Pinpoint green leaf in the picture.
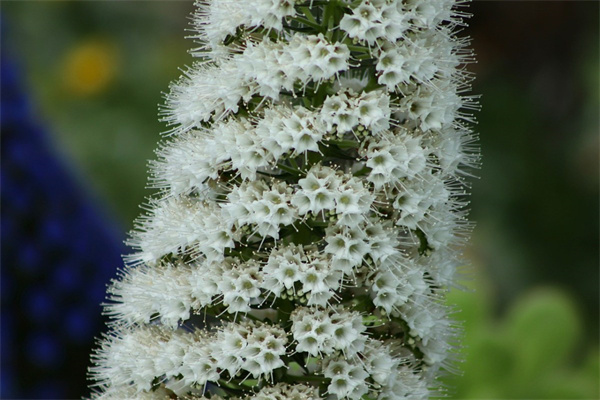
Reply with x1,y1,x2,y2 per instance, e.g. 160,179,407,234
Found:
504,288,582,381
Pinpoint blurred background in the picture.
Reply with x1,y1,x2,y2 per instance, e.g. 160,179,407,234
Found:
1,1,598,399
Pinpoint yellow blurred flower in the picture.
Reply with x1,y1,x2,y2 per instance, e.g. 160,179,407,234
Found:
62,39,118,96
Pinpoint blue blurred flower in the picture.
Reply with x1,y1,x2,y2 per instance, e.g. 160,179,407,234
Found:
1,49,126,398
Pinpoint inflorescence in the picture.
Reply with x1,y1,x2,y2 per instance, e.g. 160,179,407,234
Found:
89,1,479,399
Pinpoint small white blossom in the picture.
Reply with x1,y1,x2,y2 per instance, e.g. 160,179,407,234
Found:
105,262,194,329
391,173,450,230
378,366,431,400
369,255,429,316
177,331,220,388
340,0,410,45
395,81,462,132
262,243,306,295
320,89,391,134
292,165,341,216
164,60,256,132
211,321,289,380
404,0,456,30
220,118,271,180
126,197,237,265
90,326,181,392
291,306,366,357
322,356,370,400
218,259,264,314
321,91,359,133
256,105,326,157
354,89,392,133
194,0,298,49
222,179,296,240
238,34,350,99
362,340,398,386
424,125,480,178
250,383,319,400
324,224,369,274
363,131,429,190
89,385,173,400
291,164,374,226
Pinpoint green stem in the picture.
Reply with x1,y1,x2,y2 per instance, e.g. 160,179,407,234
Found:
346,44,371,54
324,139,360,149
322,0,343,41
277,162,304,176
290,16,323,32
299,6,318,25
289,157,300,171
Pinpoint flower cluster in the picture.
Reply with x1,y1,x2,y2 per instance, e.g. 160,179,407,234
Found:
290,306,367,356
321,89,391,134
90,0,478,399
194,0,298,48
91,321,288,396
164,33,350,129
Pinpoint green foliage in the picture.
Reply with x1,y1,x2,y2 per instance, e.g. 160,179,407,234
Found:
446,277,599,399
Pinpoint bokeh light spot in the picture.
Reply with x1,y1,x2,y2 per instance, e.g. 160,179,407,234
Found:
62,39,118,96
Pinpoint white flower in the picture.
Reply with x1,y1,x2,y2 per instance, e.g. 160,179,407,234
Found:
390,173,450,230
256,105,326,158
151,131,223,197
177,331,220,388
291,306,366,357
219,259,264,314
223,118,271,180
90,0,478,398
301,255,343,295
354,89,392,133
282,107,325,154
292,165,341,216
324,223,370,274
322,356,369,400
89,385,174,400
222,179,296,240
194,0,297,49
291,164,374,227
339,2,379,43
238,34,350,99
339,0,411,45
251,383,319,400
236,322,288,379
369,255,429,315
319,89,391,136
262,243,306,294
394,80,462,132
334,178,372,227
126,196,237,265
418,249,459,287
424,125,480,178
321,91,359,133
90,326,181,392
105,262,194,329
364,131,429,189
163,60,256,132
378,366,431,400
404,0,455,30
362,340,398,386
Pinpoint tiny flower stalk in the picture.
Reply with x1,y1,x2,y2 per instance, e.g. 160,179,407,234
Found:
89,0,479,399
